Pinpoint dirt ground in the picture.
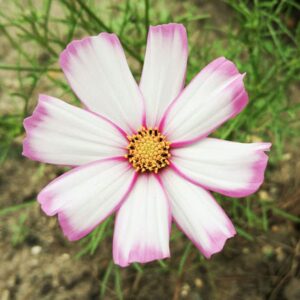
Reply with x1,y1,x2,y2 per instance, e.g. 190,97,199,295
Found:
1,1,300,300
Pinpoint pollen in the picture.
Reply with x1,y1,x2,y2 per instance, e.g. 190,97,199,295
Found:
125,127,171,173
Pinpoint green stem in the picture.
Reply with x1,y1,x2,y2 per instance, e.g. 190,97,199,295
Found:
75,0,143,64
144,0,150,39
0,65,60,72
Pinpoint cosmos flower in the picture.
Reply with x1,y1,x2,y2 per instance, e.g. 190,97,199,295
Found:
23,23,271,267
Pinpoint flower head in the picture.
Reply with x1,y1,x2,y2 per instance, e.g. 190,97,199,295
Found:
23,24,271,267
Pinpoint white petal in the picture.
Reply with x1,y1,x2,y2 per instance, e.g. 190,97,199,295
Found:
38,158,136,241
23,95,127,166
60,33,145,134
161,57,248,145
140,24,188,128
171,138,271,197
113,175,170,267
161,169,236,258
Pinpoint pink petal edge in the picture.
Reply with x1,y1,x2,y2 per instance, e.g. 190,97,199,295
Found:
59,33,146,133
173,217,236,259
142,23,188,92
38,157,137,241
161,169,237,258
22,94,128,164
159,57,249,145
170,142,271,198
113,175,171,267
115,245,170,268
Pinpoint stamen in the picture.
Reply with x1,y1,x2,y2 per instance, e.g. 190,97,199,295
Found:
125,127,171,173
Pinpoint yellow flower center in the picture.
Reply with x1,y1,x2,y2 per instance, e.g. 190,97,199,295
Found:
125,127,171,173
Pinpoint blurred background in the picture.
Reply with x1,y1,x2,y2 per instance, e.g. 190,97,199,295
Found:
0,0,300,299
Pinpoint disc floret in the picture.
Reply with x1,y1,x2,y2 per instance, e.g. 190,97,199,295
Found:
125,127,171,173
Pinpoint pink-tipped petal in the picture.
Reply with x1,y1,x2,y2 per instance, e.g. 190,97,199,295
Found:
38,158,136,241
60,33,145,134
113,175,171,267
161,169,236,258
140,23,188,128
171,138,271,198
23,94,128,166
160,57,248,144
